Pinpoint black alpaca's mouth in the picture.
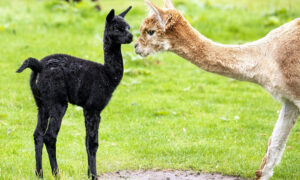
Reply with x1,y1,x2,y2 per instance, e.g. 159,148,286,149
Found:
125,34,133,44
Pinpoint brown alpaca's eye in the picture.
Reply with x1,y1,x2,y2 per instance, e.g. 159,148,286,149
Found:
147,30,155,36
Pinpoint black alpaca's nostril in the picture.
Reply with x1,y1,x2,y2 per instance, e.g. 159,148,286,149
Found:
134,43,139,48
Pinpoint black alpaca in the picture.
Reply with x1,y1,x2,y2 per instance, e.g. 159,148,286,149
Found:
16,7,132,179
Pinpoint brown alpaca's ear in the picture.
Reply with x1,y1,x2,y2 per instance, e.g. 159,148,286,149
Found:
146,0,165,28
164,0,174,9
146,0,176,31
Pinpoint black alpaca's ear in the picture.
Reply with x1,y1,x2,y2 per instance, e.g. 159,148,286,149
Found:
118,6,132,17
106,9,115,22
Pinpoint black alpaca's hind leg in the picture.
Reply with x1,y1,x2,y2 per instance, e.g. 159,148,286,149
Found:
44,103,67,176
84,109,101,180
33,106,49,178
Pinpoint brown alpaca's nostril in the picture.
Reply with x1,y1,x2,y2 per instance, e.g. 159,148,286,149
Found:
134,43,139,48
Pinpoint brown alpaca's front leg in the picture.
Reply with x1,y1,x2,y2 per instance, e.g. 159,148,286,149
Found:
256,101,299,180
255,138,271,180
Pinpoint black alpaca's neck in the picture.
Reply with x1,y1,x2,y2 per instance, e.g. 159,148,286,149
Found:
103,33,123,84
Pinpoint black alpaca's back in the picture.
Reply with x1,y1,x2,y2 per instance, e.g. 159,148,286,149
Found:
16,7,133,180
31,54,121,109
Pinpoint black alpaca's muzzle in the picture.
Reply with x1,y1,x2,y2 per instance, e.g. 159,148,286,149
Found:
125,33,133,44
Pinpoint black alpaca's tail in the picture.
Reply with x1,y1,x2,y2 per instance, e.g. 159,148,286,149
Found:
16,57,42,73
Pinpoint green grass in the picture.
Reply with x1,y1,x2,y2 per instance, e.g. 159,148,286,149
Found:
1,0,300,179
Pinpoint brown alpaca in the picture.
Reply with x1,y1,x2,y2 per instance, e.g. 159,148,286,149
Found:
134,0,300,179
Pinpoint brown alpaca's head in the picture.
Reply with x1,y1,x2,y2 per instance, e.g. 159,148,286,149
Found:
134,0,183,57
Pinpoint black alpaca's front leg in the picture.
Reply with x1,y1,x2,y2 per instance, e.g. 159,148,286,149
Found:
33,106,49,178
84,109,101,180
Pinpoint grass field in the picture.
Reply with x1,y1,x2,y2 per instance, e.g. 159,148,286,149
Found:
0,0,300,179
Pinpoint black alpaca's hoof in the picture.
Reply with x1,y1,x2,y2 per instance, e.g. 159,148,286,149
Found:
52,168,59,177
87,168,97,180
35,169,43,178
87,168,91,178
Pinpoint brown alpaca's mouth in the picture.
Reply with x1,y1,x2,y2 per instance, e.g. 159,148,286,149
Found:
134,48,148,57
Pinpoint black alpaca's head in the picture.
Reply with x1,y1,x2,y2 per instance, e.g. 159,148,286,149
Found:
105,6,133,44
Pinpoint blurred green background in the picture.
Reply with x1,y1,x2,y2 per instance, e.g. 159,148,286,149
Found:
0,0,299,179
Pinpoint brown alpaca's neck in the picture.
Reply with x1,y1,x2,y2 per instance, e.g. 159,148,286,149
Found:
170,20,261,82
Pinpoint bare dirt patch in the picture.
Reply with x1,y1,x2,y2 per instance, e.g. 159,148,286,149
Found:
98,170,245,180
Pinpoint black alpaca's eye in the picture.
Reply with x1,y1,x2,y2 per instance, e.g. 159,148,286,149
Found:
147,30,155,36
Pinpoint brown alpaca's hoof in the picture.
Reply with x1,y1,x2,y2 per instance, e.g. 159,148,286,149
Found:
255,170,262,180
